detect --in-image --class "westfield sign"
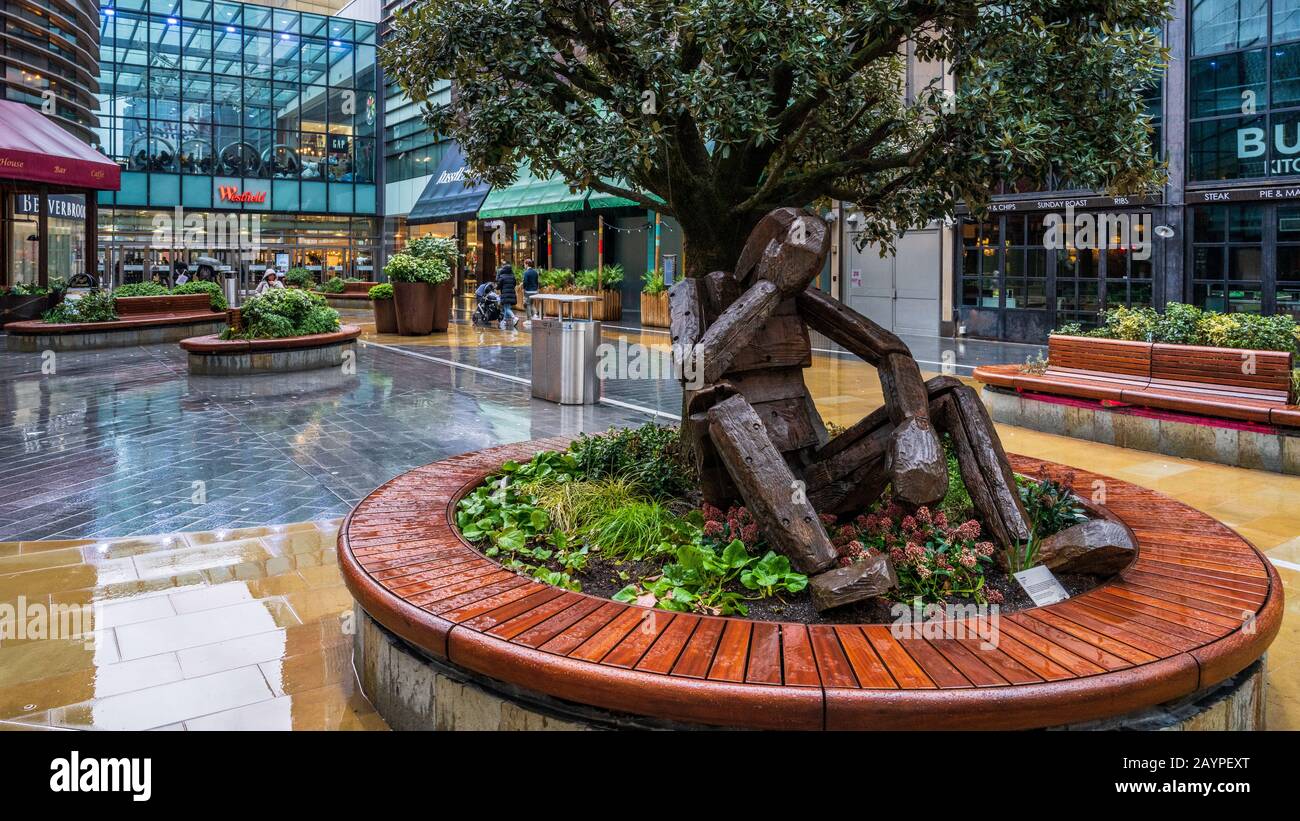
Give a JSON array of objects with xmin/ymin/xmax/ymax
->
[{"xmin": 218, "ymin": 186, "xmax": 267, "ymax": 204}]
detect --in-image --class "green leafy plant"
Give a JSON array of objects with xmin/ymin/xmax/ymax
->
[
  {"xmin": 317, "ymin": 276, "xmax": 347, "ymax": 294},
  {"xmin": 172, "ymin": 280, "xmax": 227, "ymax": 311},
  {"xmin": 740, "ymin": 551, "xmax": 809, "ymax": 597},
  {"xmin": 6, "ymin": 282, "xmax": 51, "ymax": 297},
  {"xmin": 383, "ymin": 252, "xmax": 450, "ymax": 285},
  {"xmin": 532, "ymin": 478, "xmax": 641, "ymax": 533},
  {"xmin": 42, "ymin": 290, "xmax": 118, "ymax": 324},
  {"xmin": 231, "ymin": 288, "xmax": 339, "ymax": 339},
  {"xmin": 1057, "ymin": 302, "xmax": 1299, "ymax": 353},
  {"xmin": 1017, "ymin": 471, "xmax": 1089, "ymax": 539},
  {"xmin": 567, "ymin": 422, "xmax": 695, "ymax": 500},
  {"xmin": 112, "ymin": 282, "xmax": 169, "ymax": 298},
  {"xmin": 283, "ymin": 267, "xmax": 315, "ymax": 288},
  {"xmin": 641, "ymin": 268, "xmax": 666, "ymax": 294},
  {"xmin": 539, "ymin": 268, "xmax": 574, "ymax": 290},
  {"xmin": 573, "ymin": 264, "xmax": 624, "ymax": 291},
  {"xmin": 939, "ymin": 434, "xmax": 973, "ymax": 521},
  {"xmin": 405, "ymin": 235, "xmax": 459, "ymax": 268},
  {"xmin": 1019, "ymin": 351, "xmax": 1049, "ymax": 375},
  {"xmin": 368, "ymin": 283, "xmax": 394, "ymax": 300},
  {"xmin": 615, "ymin": 538, "xmax": 754, "ymax": 616}
]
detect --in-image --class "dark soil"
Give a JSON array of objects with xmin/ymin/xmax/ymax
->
[{"xmin": 518, "ymin": 548, "xmax": 1108, "ymax": 626}]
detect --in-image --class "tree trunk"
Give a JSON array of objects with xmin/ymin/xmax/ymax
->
[{"xmin": 677, "ymin": 211, "xmax": 754, "ymax": 279}]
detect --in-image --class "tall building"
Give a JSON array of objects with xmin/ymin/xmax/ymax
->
[
  {"xmin": 92, "ymin": 0, "xmax": 382, "ymax": 283},
  {"xmin": 1, "ymin": 0, "xmax": 102, "ymax": 142}
]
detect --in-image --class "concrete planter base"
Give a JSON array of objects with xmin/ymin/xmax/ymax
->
[
  {"xmin": 6, "ymin": 319, "xmax": 226, "ymax": 352},
  {"xmin": 981, "ymin": 386, "xmax": 1300, "ymax": 475},
  {"xmin": 354, "ymin": 604, "xmax": 1267, "ymax": 732},
  {"xmin": 181, "ymin": 325, "xmax": 362, "ymax": 375}
]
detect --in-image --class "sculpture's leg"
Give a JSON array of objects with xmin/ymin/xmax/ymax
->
[
  {"xmin": 800, "ymin": 376, "xmax": 1032, "ymax": 549},
  {"xmin": 706, "ymin": 394, "xmax": 837, "ymax": 574},
  {"xmin": 928, "ymin": 378, "xmax": 1033, "ymax": 548}
]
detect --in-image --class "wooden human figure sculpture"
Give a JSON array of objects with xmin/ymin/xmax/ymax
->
[{"xmin": 670, "ymin": 207, "xmax": 1032, "ymax": 610}]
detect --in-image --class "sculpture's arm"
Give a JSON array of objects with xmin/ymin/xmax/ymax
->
[{"xmin": 798, "ymin": 288, "xmax": 947, "ymax": 506}]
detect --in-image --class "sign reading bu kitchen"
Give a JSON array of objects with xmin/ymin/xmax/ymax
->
[
  {"xmin": 218, "ymin": 185, "xmax": 267, "ymax": 204},
  {"xmin": 1238, "ymin": 122, "xmax": 1300, "ymax": 174}
]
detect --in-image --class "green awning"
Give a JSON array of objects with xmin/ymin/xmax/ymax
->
[
  {"xmin": 478, "ymin": 167, "xmax": 588, "ymax": 218},
  {"xmin": 587, "ymin": 177, "xmax": 662, "ymax": 210}
]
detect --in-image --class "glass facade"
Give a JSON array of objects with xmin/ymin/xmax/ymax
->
[
  {"xmin": 2, "ymin": 1, "xmax": 102, "ymax": 142},
  {"xmin": 95, "ymin": 1, "xmax": 379, "ymax": 214},
  {"xmin": 1189, "ymin": 0, "xmax": 1300, "ymax": 179}
]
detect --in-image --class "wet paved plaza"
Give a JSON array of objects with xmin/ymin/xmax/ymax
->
[{"xmin": 1, "ymin": 312, "xmax": 1297, "ymax": 730}]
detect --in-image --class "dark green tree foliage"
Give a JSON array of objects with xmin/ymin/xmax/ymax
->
[{"xmin": 384, "ymin": 0, "xmax": 1167, "ymax": 275}]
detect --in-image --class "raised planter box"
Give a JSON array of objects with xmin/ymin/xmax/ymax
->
[
  {"xmin": 5, "ymin": 293, "xmax": 224, "ymax": 351},
  {"xmin": 371, "ymin": 297, "xmax": 397, "ymax": 334},
  {"xmin": 180, "ymin": 324, "xmax": 362, "ymax": 375},
  {"xmin": 539, "ymin": 288, "xmax": 621, "ymax": 321},
  {"xmin": 0, "ymin": 292, "xmax": 60, "ymax": 327},
  {"xmin": 338, "ymin": 440, "xmax": 1282, "ymax": 731},
  {"xmin": 640, "ymin": 290, "xmax": 669, "ymax": 327}
]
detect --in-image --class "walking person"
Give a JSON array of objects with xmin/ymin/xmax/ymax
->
[
  {"xmin": 495, "ymin": 261, "xmax": 519, "ymax": 328},
  {"xmin": 520, "ymin": 258, "xmax": 540, "ymax": 320}
]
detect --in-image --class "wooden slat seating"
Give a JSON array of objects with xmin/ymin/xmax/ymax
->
[
  {"xmin": 336, "ymin": 440, "xmax": 1282, "ymax": 731},
  {"xmin": 4, "ymin": 293, "xmax": 221, "ymax": 334},
  {"xmin": 974, "ymin": 335, "xmax": 1300, "ymax": 427},
  {"xmin": 323, "ymin": 281, "xmax": 379, "ymax": 300}
]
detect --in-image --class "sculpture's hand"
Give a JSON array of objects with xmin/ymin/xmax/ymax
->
[{"xmin": 888, "ymin": 416, "xmax": 947, "ymax": 507}]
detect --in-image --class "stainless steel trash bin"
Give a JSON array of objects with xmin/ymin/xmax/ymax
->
[
  {"xmin": 222, "ymin": 271, "xmax": 241, "ymax": 309},
  {"xmin": 530, "ymin": 295, "xmax": 601, "ymax": 405}
]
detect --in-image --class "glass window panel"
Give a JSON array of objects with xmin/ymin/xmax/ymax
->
[
  {"xmin": 356, "ymin": 22, "xmax": 376, "ymax": 44},
  {"xmin": 242, "ymin": 79, "xmax": 272, "ymax": 130},
  {"xmin": 1276, "ymin": 0, "xmax": 1300, "ymax": 43},
  {"xmin": 302, "ymin": 40, "xmax": 328, "ymax": 85},
  {"xmin": 1193, "ymin": 245, "xmax": 1225, "ymax": 278},
  {"xmin": 1269, "ymin": 110, "xmax": 1300, "ymax": 174},
  {"xmin": 1106, "ymin": 248, "xmax": 1130, "ymax": 279},
  {"xmin": 181, "ymin": 22, "xmax": 211, "ymax": 71},
  {"xmin": 212, "ymin": 1, "xmax": 239, "ymax": 26},
  {"xmin": 1190, "ymin": 49, "xmax": 1265, "ymax": 118},
  {"xmin": 1273, "ymin": 43, "xmax": 1300, "ymax": 107},
  {"xmin": 273, "ymin": 10, "xmax": 299, "ymax": 35},
  {"xmin": 272, "ymin": 85, "xmax": 300, "ymax": 130},
  {"xmin": 180, "ymin": 73, "xmax": 212, "ymax": 122},
  {"xmin": 353, "ymin": 138, "xmax": 375, "ymax": 184},
  {"xmin": 273, "ymin": 37, "xmax": 299, "ymax": 82},
  {"xmin": 1192, "ymin": 0, "xmax": 1267, "ymax": 56},
  {"xmin": 1229, "ymin": 246, "xmax": 1263, "ymax": 278},
  {"xmin": 1005, "ymin": 215, "xmax": 1026, "ymax": 246},
  {"xmin": 328, "ymin": 18, "xmax": 354, "ymax": 42},
  {"xmin": 244, "ymin": 33, "xmax": 272, "ymax": 78},
  {"xmin": 1229, "ymin": 204, "xmax": 1264, "ymax": 241},
  {"xmin": 1190, "ymin": 115, "xmax": 1267, "ymax": 180},
  {"xmin": 1024, "ymin": 279, "xmax": 1047, "ymax": 309},
  {"xmin": 149, "ymin": 69, "xmax": 181, "ymax": 120},
  {"xmin": 182, "ymin": 0, "xmax": 211, "ymax": 21},
  {"xmin": 243, "ymin": 5, "xmax": 271, "ymax": 30},
  {"xmin": 1194, "ymin": 204, "xmax": 1229, "ymax": 242},
  {"xmin": 150, "ymin": 0, "xmax": 180, "ymax": 15},
  {"xmin": 266, "ymin": 132, "xmax": 300, "ymax": 179},
  {"xmin": 179, "ymin": 123, "xmax": 215, "ymax": 174},
  {"xmin": 301, "ymin": 13, "xmax": 327, "ymax": 38},
  {"xmin": 300, "ymin": 133, "xmax": 327, "ymax": 179},
  {"xmin": 212, "ymin": 76, "xmax": 241, "ymax": 125},
  {"xmin": 329, "ymin": 42, "xmax": 353, "ymax": 86},
  {"xmin": 212, "ymin": 23, "xmax": 242, "ymax": 72}
]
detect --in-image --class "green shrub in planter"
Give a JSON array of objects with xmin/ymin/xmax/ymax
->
[
  {"xmin": 539, "ymin": 268, "xmax": 573, "ymax": 290},
  {"xmin": 232, "ymin": 287, "xmax": 339, "ymax": 339},
  {"xmin": 641, "ymin": 268, "xmax": 666, "ymax": 294},
  {"xmin": 113, "ymin": 282, "xmax": 170, "ymax": 298},
  {"xmin": 383, "ymin": 252, "xmax": 450, "ymax": 285},
  {"xmin": 405, "ymin": 235, "xmax": 459, "ymax": 268},
  {"xmin": 283, "ymin": 267, "xmax": 315, "ymax": 288},
  {"xmin": 318, "ymin": 276, "xmax": 347, "ymax": 294},
  {"xmin": 574, "ymin": 265, "xmax": 623, "ymax": 291},
  {"xmin": 42, "ymin": 290, "xmax": 118, "ymax": 324},
  {"xmin": 7, "ymin": 282, "xmax": 51, "ymax": 296},
  {"xmin": 368, "ymin": 283, "xmax": 394, "ymax": 300},
  {"xmin": 1055, "ymin": 302, "xmax": 1300, "ymax": 353},
  {"xmin": 172, "ymin": 280, "xmax": 227, "ymax": 311}
]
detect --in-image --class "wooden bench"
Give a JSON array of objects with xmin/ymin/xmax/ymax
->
[
  {"xmin": 322, "ymin": 281, "xmax": 379, "ymax": 307},
  {"xmin": 4, "ymin": 293, "xmax": 225, "ymax": 351},
  {"xmin": 975, "ymin": 335, "xmax": 1300, "ymax": 428},
  {"xmin": 337, "ymin": 440, "xmax": 1282, "ymax": 730}
]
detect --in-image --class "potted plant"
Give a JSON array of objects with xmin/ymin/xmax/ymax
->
[
  {"xmin": 571, "ymin": 265, "xmax": 623, "ymax": 320},
  {"xmin": 385, "ymin": 252, "xmax": 450, "ymax": 334},
  {"xmin": 283, "ymin": 267, "xmax": 315, "ymax": 289},
  {"xmin": 640, "ymin": 268, "xmax": 668, "ymax": 327},
  {"xmin": 369, "ymin": 283, "xmax": 397, "ymax": 334},
  {"xmin": 2, "ymin": 281, "xmax": 63, "ymax": 327}
]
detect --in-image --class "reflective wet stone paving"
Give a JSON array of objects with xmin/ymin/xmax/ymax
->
[{"xmin": 1, "ymin": 314, "xmax": 1297, "ymax": 730}]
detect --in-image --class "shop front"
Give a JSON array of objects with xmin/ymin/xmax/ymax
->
[
  {"xmin": 403, "ymin": 142, "xmax": 491, "ymax": 294},
  {"xmin": 0, "ymin": 99, "xmax": 120, "ymax": 289}
]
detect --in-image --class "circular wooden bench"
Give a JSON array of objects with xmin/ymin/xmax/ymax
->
[
  {"xmin": 5, "ymin": 294, "xmax": 226, "ymax": 352},
  {"xmin": 337, "ymin": 439, "xmax": 1283, "ymax": 730},
  {"xmin": 180, "ymin": 325, "xmax": 361, "ymax": 375}
]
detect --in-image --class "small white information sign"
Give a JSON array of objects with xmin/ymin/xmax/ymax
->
[{"xmin": 1012, "ymin": 565, "xmax": 1070, "ymax": 606}]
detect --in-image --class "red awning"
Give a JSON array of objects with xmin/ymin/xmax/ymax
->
[{"xmin": 0, "ymin": 100, "xmax": 120, "ymax": 191}]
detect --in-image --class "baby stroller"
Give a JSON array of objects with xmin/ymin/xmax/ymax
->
[{"xmin": 472, "ymin": 291, "xmax": 503, "ymax": 325}]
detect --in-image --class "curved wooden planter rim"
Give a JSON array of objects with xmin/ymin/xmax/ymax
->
[
  {"xmin": 337, "ymin": 439, "xmax": 1283, "ymax": 730},
  {"xmin": 179, "ymin": 324, "xmax": 361, "ymax": 353}
]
